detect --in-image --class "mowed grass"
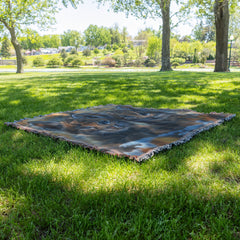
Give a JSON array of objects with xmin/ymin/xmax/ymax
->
[{"xmin": 0, "ymin": 71, "xmax": 239, "ymax": 239}]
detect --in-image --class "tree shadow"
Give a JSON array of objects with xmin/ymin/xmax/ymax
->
[
  {"xmin": 1, "ymin": 71, "xmax": 239, "ymax": 168},
  {"xmin": 0, "ymin": 71, "xmax": 240, "ymax": 239},
  {"xmin": 1, "ymin": 146, "xmax": 240, "ymax": 239}
]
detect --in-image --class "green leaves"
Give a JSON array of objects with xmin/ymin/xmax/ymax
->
[
  {"xmin": 0, "ymin": 0, "xmax": 60, "ymax": 31},
  {"xmin": 61, "ymin": 30, "xmax": 83, "ymax": 48},
  {"xmin": 0, "ymin": 0, "xmax": 83, "ymax": 73},
  {"xmin": 84, "ymin": 25, "xmax": 111, "ymax": 47},
  {"xmin": 0, "ymin": 36, "xmax": 11, "ymax": 58},
  {"xmin": 62, "ymin": 0, "xmax": 83, "ymax": 9}
]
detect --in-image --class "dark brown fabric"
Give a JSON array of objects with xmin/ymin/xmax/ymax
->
[{"xmin": 5, "ymin": 105, "xmax": 235, "ymax": 162}]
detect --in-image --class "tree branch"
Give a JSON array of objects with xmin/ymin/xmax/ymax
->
[{"xmin": 0, "ymin": 17, "xmax": 11, "ymax": 30}]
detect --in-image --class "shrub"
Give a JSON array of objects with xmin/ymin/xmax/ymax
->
[
  {"xmin": 129, "ymin": 43, "xmax": 134, "ymax": 50},
  {"xmin": 147, "ymin": 36, "xmax": 161, "ymax": 62},
  {"xmin": 126, "ymin": 60, "xmax": 134, "ymax": 67},
  {"xmin": 64, "ymin": 56, "xmax": 83, "ymax": 67},
  {"xmin": 60, "ymin": 49, "xmax": 68, "ymax": 60},
  {"xmin": 47, "ymin": 57, "xmax": 62, "ymax": 68},
  {"xmin": 170, "ymin": 58, "xmax": 185, "ymax": 65},
  {"xmin": 71, "ymin": 57, "xmax": 83, "ymax": 67},
  {"xmin": 123, "ymin": 53, "xmax": 130, "ymax": 67},
  {"xmin": 193, "ymin": 49, "xmax": 199, "ymax": 63},
  {"xmin": 133, "ymin": 58, "xmax": 143, "ymax": 67},
  {"xmin": 173, "ymin": 50, "xmax": 187, "ymax": 59},
  {"xmin": 33, "ymin": 56, "xmax": 45, "ymax": 67},
  {"xmin": 102, "ymin": 57, "xmax": 116, "ymax": 67},
  {"xmin": 120, "ymin": 43, "xmax": 126, "ymax": 48},
  {"xmin": 193, "ymin": 55, "xmax": 199, "ymax": 63},
  {"xmin": 171, "ymin": 62, "xmax": 180, "ymax": 68},
  {"xmin": 144, "ymin": 58, "xmax": 156, "ymax": 67},
  {"xmin": 112, "ymin": 55, "xmax": 123, "ymax": 67},
  {"xmin": 94, "ymin": 58, "xmax": 101, "ymax": 66},
  {"xmin": 64, "ymin": 56, "xmax": 75, "ymax": 66},
  {"xmin": 232, "ymin": 48, "xmax": 240, "ymax": 62},
  {"xmin": 112, "ymin": 44, "xmax": 119, "ymax": 51},
  {"xmin": 70, "ymin": 48, "xmax": 78, "ymax": 55},
  {"xmin": 106, "ymin": 45, "xmax": 112, "ymax": 51},
  {"xmin": 22, "ymin": 56, "xmax": 28, "ymax": 65},
  {"xmin": 114, "ymin": 49, "xmax": 124, "ymax": 55},
  {"xmin": 94, "ymin": 48, "xmax": 99, "ymax": 54},
  {"xmin": 103, "ymin": 49, "xmax": 108, "ymax": 55},
  {"xmin": 208, "ymin": 54, "xmax": 215, "ymax": 60},
  {"xmin": 200, "ymin": 56, "xmax": 207, "ymax": 64},
  {"xmin": 82, "ymin": 49, "xmax": 91, "ymax": 57},
  {"xmin": 122, "ymin": 47, "xmax": 128, "ymax": 53}
]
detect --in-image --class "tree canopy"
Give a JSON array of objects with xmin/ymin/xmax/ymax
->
[
  {"xmin": 0, "ymin": 0, "xmax": 82, "ymax": 73},
  {"xmin": 229, "ymin": 5, "xmax": 240, "ymax": 40},
  {"xmin": 0, "ymin": 36, "xmax": 11, "ymax": 59},
  {"xmin": 0, "ymin": 0, "xmax": 60, "ymax": 30},
  {"xmin": 84, "ymin": 25, "xmax": 111, "ymax": 47},
  {"xmin": 61, "ymin": 30, "xmax": 83, "ymax": 49},
  {"xmin": 96, "ymin": 0, "xmax": 184, "ymax": 71}
]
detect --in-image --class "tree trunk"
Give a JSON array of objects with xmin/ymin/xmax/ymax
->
[
  {"xmin": 9, "ymin": 27, "xmax": 24, "ymax": 73},
  {"xmin": 160, "ymin": 0, "xmax": 172, "ymax": 71},
  {"xmin": 214, "ymin": 0, "xmax": 229, "ymax": 72}
]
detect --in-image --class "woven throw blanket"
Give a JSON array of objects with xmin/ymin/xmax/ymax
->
[{"xmin": 5, "ymin": 105, "xmax": 235, "ymax": 162}]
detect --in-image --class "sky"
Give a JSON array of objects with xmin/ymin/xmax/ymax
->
[{"xmin": 40, "ymin": 1, "xmax": 195, "ymax": 37}]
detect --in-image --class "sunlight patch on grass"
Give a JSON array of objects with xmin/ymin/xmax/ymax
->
[
  {"xmin": 0, "ymin": 193, "xmax": 11, "ymax": 221},
  {"xmin": 187, "ymin": 153, "xmax": 212, "ymax": 173},
  {"xmin": 22, "ymin": 160, "xmax": 87, "ymax": 191},
  {"xmin": 0, "ymin": 189, "xmax": 28, "ymax": 229},
  {"xmin": 105, "ymin": 95, "xmax": 117, "ymax": 102},
  {"xmin": 10, "ymin": 131, "xmax": 25, "ymax": 142},
  {"xmin": 9, "ymin": 100, "xmax": 21, "ymax": 105},
  {"xmin": 0, "ymin": 71, "xmax": 239, "ymax": 239},
  {"xmin": 180, "ymin": 95, "xmax": 206, "ymax": 103},
  {"xmin": 23, "ymin": 158, "xmax": 143, "ymax": 192}
]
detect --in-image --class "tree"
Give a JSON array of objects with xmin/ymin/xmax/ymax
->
[
  {"xmin": 0, "ymin": 0, "xmax": 82, "ymax": 73},
  {"xmin": 146, "ymin": 36, "xmax": 162, "ymax": 63},
  {"xmin": 188, "ymin": 0, "xmax": 239, "ymax": 72},
  {"xmin": 0, "ymin": 0, "xmax": 60, "ymax": 73},
  {"xmin": 159, "ymin": 0, "xmax": 172, "ymax": 71},
  {"xmin": 96, "ymin": 0, "xmax": 177, "ymax": 71},
  {"xmin": 60, "ymin": 49, "xmax": 68, "ymax": 60},
  {"xmin": 20, "ymin": 29, "xmax": 42, "ymax": 51},
  {"xmin": 214, "ymin": 0, "xmax": 229, "ymax": 71},
  {"xmin": 229, "ymin": 5, "xmax": 240, "ymax": 40},
  {"xmin": 84, "ymin": 25, "xmax": 111, "ymax": 47},
  {"xmin": 134, "ymin": 28, "xmax": 154, "ymax": 45},
  {"xmin": 1, "ymin": 36, "xmax": 11, "ymax": 59},
  {"xmin": 193, "ymin": 21, "xmax": 215, "ymax": 42},
  {"xmin": 109, "ymin": 24, "xmax": 121, "ymax": 45},
  {"xmin": 121, "ymin": 27, "xmax": 129, "ymax": 44},
  {"xmin": 41, "ymin": 34, "xmax": 61, "ymax": 48},
  {"xmin": 180, "ymin": 35, "xmax": 193, "ymax": 42},
  {"xmin": 61, "ymin": 30, "xmax": 83, "ymax": 49}
]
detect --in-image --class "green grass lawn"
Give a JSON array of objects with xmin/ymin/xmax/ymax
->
[{"xmin": 0, "ymin": 71, "xmax": 239, "ymax": 239}]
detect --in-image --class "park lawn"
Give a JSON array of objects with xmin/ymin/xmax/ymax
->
[
  {"xmin": 24, "ymin": 54, "xmax": 61, "ymax": 67},
  {"xmin": 9, "ymin": 48, "xmax": 142, "ymax": 68},
  {"xmin": 0, "ymin": 65, "xmax": 16, "ymax": 69},
  {"xmin": 0, "ymin": 71, "xmax": 239, "ymax": 239}
]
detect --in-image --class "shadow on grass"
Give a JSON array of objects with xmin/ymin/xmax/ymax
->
[
  {"xmin": 1, "ymin": 71, "xmax": 239, "ymax": 163},
  {"xmin": 0, "ymin": 131, "xmax": 240, "ymax": 239},
  {"xmin": 1, "ymin": 71, "xmax": 239, "ymax": 169},
  {"xmin": 1, "ymin": 72, "xmax": 238, "ymax": 117},
  {"xmin": 0, "ymin": 71, "xmax": 240, "ymax": 239},
  {"xmin": 1, "ymin": 140, "xmax": 240, "ymax": 239}
]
